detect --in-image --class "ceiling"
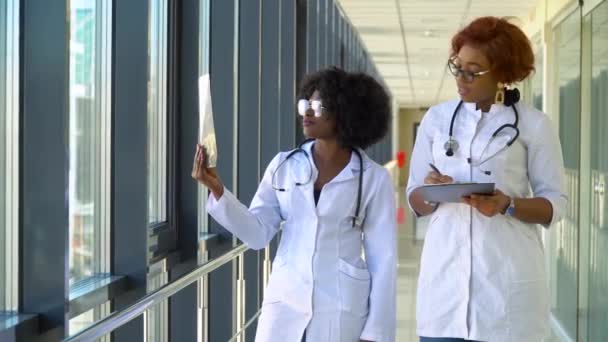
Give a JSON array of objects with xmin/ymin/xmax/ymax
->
[{"xmin": 337, "ymin": 0, "xmax": 539, "ymax": 108}]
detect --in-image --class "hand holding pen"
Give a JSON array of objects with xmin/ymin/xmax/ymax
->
[{"xmin": 424, "ymin": 163, "xmax": 454, "ymax": 185}]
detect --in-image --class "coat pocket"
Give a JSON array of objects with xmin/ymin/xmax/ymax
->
[
  {"xmin": 262, "ymin": 258, "xmax": 289, "ymax": 305},
  {"xmin": 338, "ymin": 259, "xmax": 371, "ymax": 317}
]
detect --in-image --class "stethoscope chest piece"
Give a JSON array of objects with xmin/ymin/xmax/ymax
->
[{"xmin": 444, "ymin": 137, "xmax": 459, "ymax": 156}]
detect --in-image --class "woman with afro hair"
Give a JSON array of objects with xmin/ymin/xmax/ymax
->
[{"xmin": 192, "ymin": 66, "xmax": 397, "ymax": 342}]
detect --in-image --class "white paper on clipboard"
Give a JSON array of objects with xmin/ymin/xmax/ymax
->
[{"xmin": 199, "ymin": 74, "xmax": 217, "ymax": 168}]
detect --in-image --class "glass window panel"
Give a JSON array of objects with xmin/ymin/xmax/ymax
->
[
  {"xmin": 69, "ymin": 0, "xmax": 112, "ymax": 285},
  {"xmin": 148, "ymin": 0, "xmax": 169, "ymax": 224},
  {"xmin": 531, "ymin": 39, "xmax": 544, "ymax": 111},
  {"xmin": 68, "ymin": 301, "xmax": 111, "ymax": 341},
  {"xmin": 550, "ymin": 10, "xmax": 581, "ymax": 340},
  {"xmin": 588, "ymin": 2, "xmax": 608, "ymax": 340},
  {"xmin": 0, "ymin": 0, "xmax": 19, "ymax": 312}
]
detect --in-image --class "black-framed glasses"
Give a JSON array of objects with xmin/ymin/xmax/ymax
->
[{"xmin": 447, "ymin": 58, "xmax": 490, "ymax": 83}]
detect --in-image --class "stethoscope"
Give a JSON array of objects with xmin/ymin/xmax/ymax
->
[
  {"xmin": 444, "ymin": 89, "xmax": 521, "ymax": 175},
  {"xmin": 271, "ymin": 138, "xmax": 364, "ymax": 229}
]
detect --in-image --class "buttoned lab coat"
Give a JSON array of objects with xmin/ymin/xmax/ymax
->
[
  {"xmin": 207, "ymin": 141, "xmax": 397, "ymax": 342},
  {"xmin": 407, "ymin": 100, "xmax": 567, "ymax": 342}
]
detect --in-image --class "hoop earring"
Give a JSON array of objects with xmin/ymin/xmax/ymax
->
[{"xmin": 495, "ymin": 82, "xmax": 505, "ymax": 105}]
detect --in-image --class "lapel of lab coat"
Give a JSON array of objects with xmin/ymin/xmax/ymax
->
[{"xmin": 290, "ymin": 141, "xmax": 372, "ymax": 215}]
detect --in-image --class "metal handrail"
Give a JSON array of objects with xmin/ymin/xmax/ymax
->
[{"xmin": 64, "ymin": 243, "xmax": 249, "ymax": 342}]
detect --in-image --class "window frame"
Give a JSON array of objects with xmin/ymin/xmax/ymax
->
[{"xmin": 0, "ymin": 0, "xmax": 19, "ymax": 313}]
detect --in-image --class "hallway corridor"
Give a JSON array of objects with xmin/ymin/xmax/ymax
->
[{"xmin": 395, "ymin": 187, "xmax": 424, "ymax": 342}]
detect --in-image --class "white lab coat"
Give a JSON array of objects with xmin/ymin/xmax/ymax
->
[
  {"xmin": 407, "ymin": 100, "xmax": 567, "ymax": 341},
  {"xmin": 207, "ymin": 141, "xmax": 397, "ymax": 342}
]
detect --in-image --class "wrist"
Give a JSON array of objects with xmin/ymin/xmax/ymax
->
[
  {"xmin": 210, "ymin": 184, "xmax": 224, "ymax": 200},
  {"xmin": 424, "ymin": 200, "xmax": 439, "ymax": 213},
  {"xmin": 502, "ymin": 196, "xmax": 515, "ymax": 216}
]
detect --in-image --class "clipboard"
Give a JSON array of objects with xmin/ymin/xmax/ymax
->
[{"xmin": 418, "ymin": 183, "xmax": 495, "ymax": 203}]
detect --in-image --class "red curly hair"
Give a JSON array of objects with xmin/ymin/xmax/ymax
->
[{"xmin": 451, "ymin": 16, "xmax": 535, "ymax": 84}]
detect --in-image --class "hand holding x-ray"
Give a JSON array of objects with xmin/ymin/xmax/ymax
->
[{"xmin": 199, "ymin": 74, "xmax": 217, "ymax": 168}]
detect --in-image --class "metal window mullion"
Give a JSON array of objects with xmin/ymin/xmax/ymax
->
[
  {"xmin": 101, "ymin": 0, "xmax": 113, "ymax": 274},
  {"xmin": 2, "ymin": 0, "xmax": 7, "ymax": 310},
  {"xmin": 150, "ymin": 0, "xmax": 158, "ymax": 224},
  {"xmin": 148, "ymin": 0, "xmax": 160, "ymax": 222},
  {"xmin": 0, "ymin": 0, "xmax": 5, "ymax": 311},
  {"xmin": 147, "ymin": 0, "xmax": 153, "ymax": 223},
  {"xmin": 154, "ymin": 0, "xmax": 161, "ymax": 223},
  {"xmin": 93, "ymin": 0, "xmax": 102, "ymax": 276},
  {"xmin": 5, "ymin": 0, "xmax": 19, "ymax": 311},
  {"xmin": 148, "ymin": 0, "xmax": 154, "ymax": 223},
  {"xmin": 161, "ymin": 263, "xmax": 169, "ymax": 342},
  {"xmin": 232, "ymin": 1, "xmax": 241, "ymax": 336},
  {"xmin": 236, "ymin": 254, "xmax": 245, "ymax": 342},
  {"xmin": 201, "ymin": 0, "xmax": 210, "ymax": 74},
  {"xmin": 161, "ymin": 0, "xmax": 168, "ymax": 222},
  {"xmin": 154, "ymin": 0, "xmax": 159, "ymax": 223},
  {"xmin": 323, "ymin": 0, "xmax": 328, "ymax": 66},
  {"xmin": 68, "ymin": 2, "xmax": 77, "ymax": 280},
  {"xmin": 158, "ymin": 25, "xmax": 163, "ymax": 223},
  {"xmin": 277, "ymin": 0, "xmax": 282, "ymax": 152},
  {"xmin": 198, "ymin": 0, "xmax": 211, "ymax": 236},
  {"xmin": 232, "ymin": 0, "xmax": 240, "ymax": 198},
  {"xmin": 156, "ymin": 0, "xmax": 162, "ymax": 223},
  {"xmin": 95, "ymin": 0, "xmax": 112, "ymax": 275},
  {"xmin": 198, "ymin": 234, "xmax": 211, "ymax": 342},
  {"xmin": 157, "ymin": 0, "xmax": 164, "ymax": 223},
  {"xmin": 162, "ymin": 271, "xmax": 168, "ymax": 342},
  {"xmin": 157, "ymin": 0, "xmax": 164, "ymax": 224},
  {"xmin": 22, "ymin": 0, "xmax": 70, "ymax": 332},
  {"xmin": 161, "ymin": 0, "xmax": 167, "ymax": 222}
]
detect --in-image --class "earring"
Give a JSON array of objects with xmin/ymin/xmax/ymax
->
[{"xmin": 495, "ymin": 82, "xmax": 505, "ymax": 105}]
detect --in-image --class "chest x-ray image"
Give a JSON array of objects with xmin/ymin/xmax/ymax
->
[{"xmin": 199, "ymin": 74, "xmax": 217, "ymax": 168}]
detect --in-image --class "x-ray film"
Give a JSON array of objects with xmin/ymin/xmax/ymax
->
[{"xmin": 199, "ymin": 74, "xmax": 217, "ymax": 168}]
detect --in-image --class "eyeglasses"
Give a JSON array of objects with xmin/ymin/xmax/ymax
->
[
  {"xmin": 297, "ymin": 99, "xmax": 325, "ymax": 117},
  {"xmin": 447, "ymin": 58, "xmax": 490, "ymax": 83}
]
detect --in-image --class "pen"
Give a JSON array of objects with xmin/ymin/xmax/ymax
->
[{"xmin": 429, "ymin": 163, "xmax": 442, "ymax": 175}]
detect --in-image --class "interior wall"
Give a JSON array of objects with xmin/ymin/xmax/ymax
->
[
  {"xmin": 397, "ymin": 107, "xmax": 426, "ymax": 187},
  {"xmin": 524, "ymin": 0, "xmax": 578, "ymax": 35}
]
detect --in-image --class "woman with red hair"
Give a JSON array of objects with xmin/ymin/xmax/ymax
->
[{"xmin": 407, "ymin": 17, "xmax": 567, "ymax": 341}]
